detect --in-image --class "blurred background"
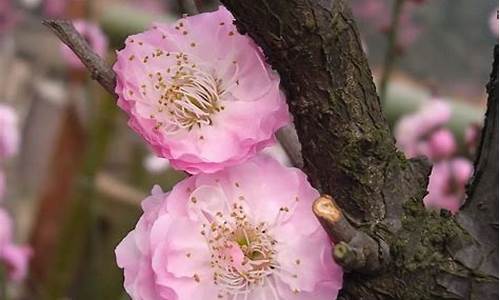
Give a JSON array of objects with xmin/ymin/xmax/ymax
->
[{"xmin": 0, "ymin": 0, "xmax": 497, "ymax": 299}]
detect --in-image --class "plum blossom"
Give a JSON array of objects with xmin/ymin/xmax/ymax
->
[
  {"xmin": 424, "ymin": 158, "xmax": 473, "ymax": 213},
  {"xmin": 0, "ymin": 209, "xmax": 31, "ymax": 282},
  {"xmin": 465, "ymin": 123, "xmax": 482, "ymax": 155},
  {"xmin": 395, "ymin": 99, "xmax": 456, "ymax": 160},
  {"xmin": 0, "ymin": 0, "xmax": 19, "ymax": 35},
  {"xmin": 351, "ymin": 0, "xmax": 421, "ymax": 48},
  {"xmin": 114, "ymin": 6, "xmax": 291, "ymax": 174},
  {"xmin": 60, "ymin": 20, "xmax": 108, "ymax": 69},
  {"xmin": 43, "ymin": 0, "xmax": 66, "ymax": 17},
  {"xmin": 116, "ymin": 155, "xmax": 343, "ymax": 300},
  {"xmin": 0, "ymin": 104, "xmax": 20, "ymax": 160}
]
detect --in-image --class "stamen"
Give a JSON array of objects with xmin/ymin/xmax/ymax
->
[
  {"xmin": 194, "ymin": 201, "xmax": 279, "ymax": 296},
  {"xmin": 149, "ymin": 53, "xmax": 227, "ymax": 133}
]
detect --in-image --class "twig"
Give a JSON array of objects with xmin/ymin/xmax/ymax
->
[
  {"xmin": 177, "ymin": 0, "xmax": 200, "ymax": 15},
  {"xmin": 276, "ymin": 125, "xmax": 303, "ymax": 168},
  {"xmin": 313, "ymin": 195, "xmax": 389, "ymax": 273},
  {"xmin": 42, "ymin": 20, "xmax": 117, "ymax": 96},
  {"xmin": 96, "ymin": 172, "xmax": 146, "ymax": 206},
  {"xmin": 378, "ymin": 0, "xmax": 406, "ymax": 104},
  {"xmin": 43, "ymin": 19, "xmax": 304, "ymax": 168}
]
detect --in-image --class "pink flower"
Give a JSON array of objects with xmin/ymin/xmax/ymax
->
[
  {"xmin": 352, "ymin": 0, "xmax": 421, "ymax": 48},
  {"xmin": 490, "ymin": 9, "xmax": 498, "ymax": 36},
  {"xmin": 351, "ymin": 0, "xmax": 390, "ymax": 28},
  {"xmin": 0, "ymin": 104, "xmax": 20, "ymax": 160},
  {"xmin": 60, "ymin": 20, "xmax": 108, "ymax": 69},
  {"xmin": 395, "ymin": 99, "xmax": 454, "ymax": 160},
  {"xmin": 465, "ymin": 123, "xmax": 482, "ymax": 155},
  {"xmin": 114, "ymin": 6, "xmax": 291, "ymax": 174},
  {"xmin": 0, "ymin": 0, "xmax": 19, "ymax": 35},
  {"xmin": 116, "ymin": 155, "xmax": 343, "ymax": 300},
  {"xmin": 396, "ymin": 2, "xmax": 422, "ymax": 49},
  {"xmin": 43, "ymin": 0, "xmax": 66, "ymax": 17},
  {"xmin": 420, "ymin": 128, "xmax": 456, "ymax": 161},
  {"xmin": 424, "ymin": 158, "xmax": 473, "ymax": 213},
  {"xmin": 0, "ymin": 209, "xmax": 32, "ymax": 282}
]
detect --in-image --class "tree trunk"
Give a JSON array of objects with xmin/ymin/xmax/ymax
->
[{"xmin": 220, "ymin": 1, "xmax": 498, "ymax": 299}]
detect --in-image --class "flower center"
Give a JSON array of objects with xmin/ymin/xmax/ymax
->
[
  {"xmin": 204, "ymin": 204, "xmax": 278, "ymax": 295},
  {"xmin": 150, "ymin": 53, "xmax": 226, "ymax": 133}
]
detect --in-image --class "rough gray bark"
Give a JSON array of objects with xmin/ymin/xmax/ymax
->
[
  {"xmin": 219, "ymin": 1, "xmax": 498, "ymax": 299},
  {"xmin": 44, "ymin": 2, "xmax": 498, "ymax": 298}
]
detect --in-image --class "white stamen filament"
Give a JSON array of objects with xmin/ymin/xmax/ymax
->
[
  {"xmin": 193, "ymin": 199, "xmax": 283, "ymax": 298},
  {"xmin": 147, "ymin": 51, "xmax": 235, "ymax": 134}
]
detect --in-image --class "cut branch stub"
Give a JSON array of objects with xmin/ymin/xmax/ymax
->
[{"xmin": 313, "ymin": 195, "xmax": 389, "ymax": 273}]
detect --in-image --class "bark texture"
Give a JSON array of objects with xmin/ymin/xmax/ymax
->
[
  {"xmin": 44, "ymin": 2, "xmax": 498, "ymax": 299},
  {"xmin": 220, "ymin": 1, "xmax": 498, "ymax": 299}
]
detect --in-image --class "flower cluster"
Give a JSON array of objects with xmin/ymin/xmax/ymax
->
[
  {"xmin": 114, "ymin": 6, "xmax": 290, "ymax": 174},
  {"xmin": 351, "ymin": 0, "xmax": 422, "ymax": 49},
  {"xmin": 394, "ymin": 98, "xmax": 474, "ymax": 213},
  {"xmin": 0, "ymin": 104, "xmax": 31, "ymax": 283},
  {"xmin": 395, "ymin": 99, "xmax": 456, "ymax": 161},
  {"xmin": 115, "ymin": 6, "xmax": 342, "ymax": 300}
]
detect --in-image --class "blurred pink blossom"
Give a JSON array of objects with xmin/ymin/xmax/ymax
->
[
  {"xmin": 0, "ymin": 209, "xmax": 32, "ymax": 282},
  {"xmin": 352, "ymin": 0, "xmax": 421, "ymax": 48},
  {"xmin": 424, "ymin": 158, "xmax": 473, "ymax": 213},
  {"xmin": 397, "ymin": 5, "xmax": 422, "ymax": 49},
  {"xmin": 0, "ymin": 0, "xmax": 19, "ymax": 35},
  {"xmin": 351, "ymin": 0, "xmax": 390, "ymax": 28},
  {"xmin": 465, "ymin": 123, "xmax": 482, "ymax": 155},
  {"xmin": 43, "ymin": 0, "xmax": 66, "ymax": 17},
  {"xmin": 0, "ymin": 104, "xmax": 20, "ymax": 159},
  {"xmin": 116, "ymin": 155, "xmax": 343, "ymax": 300},
  {"xmin": 395, "ymin": 99, "xmax": 455, "ymax": 160},
  {"xmin": 422, "ymin": 128, "xmax": 456, "ymax": 161},
  {"xmin": 60, "ymin": 20, "xmax": 108, "ymax": 69},
  {"xmin": 490, "ymin": 8, "xmax": 498, "ymax": 36},
  {"xmin": 114, "ymin": 6, "xmax": 290, "ymax": 174}
]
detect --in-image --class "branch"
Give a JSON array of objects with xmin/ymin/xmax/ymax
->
[
  {"xmin": 96, "ymin": 172, "xmax": 146, "ymax": 206},
  {"xmin": 276, "ymin": 125, "xmax": 303, "ymax": 168},
  {"xmin": 220, "ymin": 0, "xmax": 422, "ymax": 224},
  {"xmin": 43, "ymin": 19, "xmax": 305, "ymax": 169},
  {"xmin": 42, "ymin": 20, "xmax": 117, "ymax": 96},
  {"xmin": 378, "ymin": 0, "xmax": 406, "ymax": 103},
  {"xmin": 452, "ymin": 45, "xmax": 498, "ymax": 293},
  {"xmin": 313, "ymin": 195, "xmax": 389, "ymax": 273}
]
